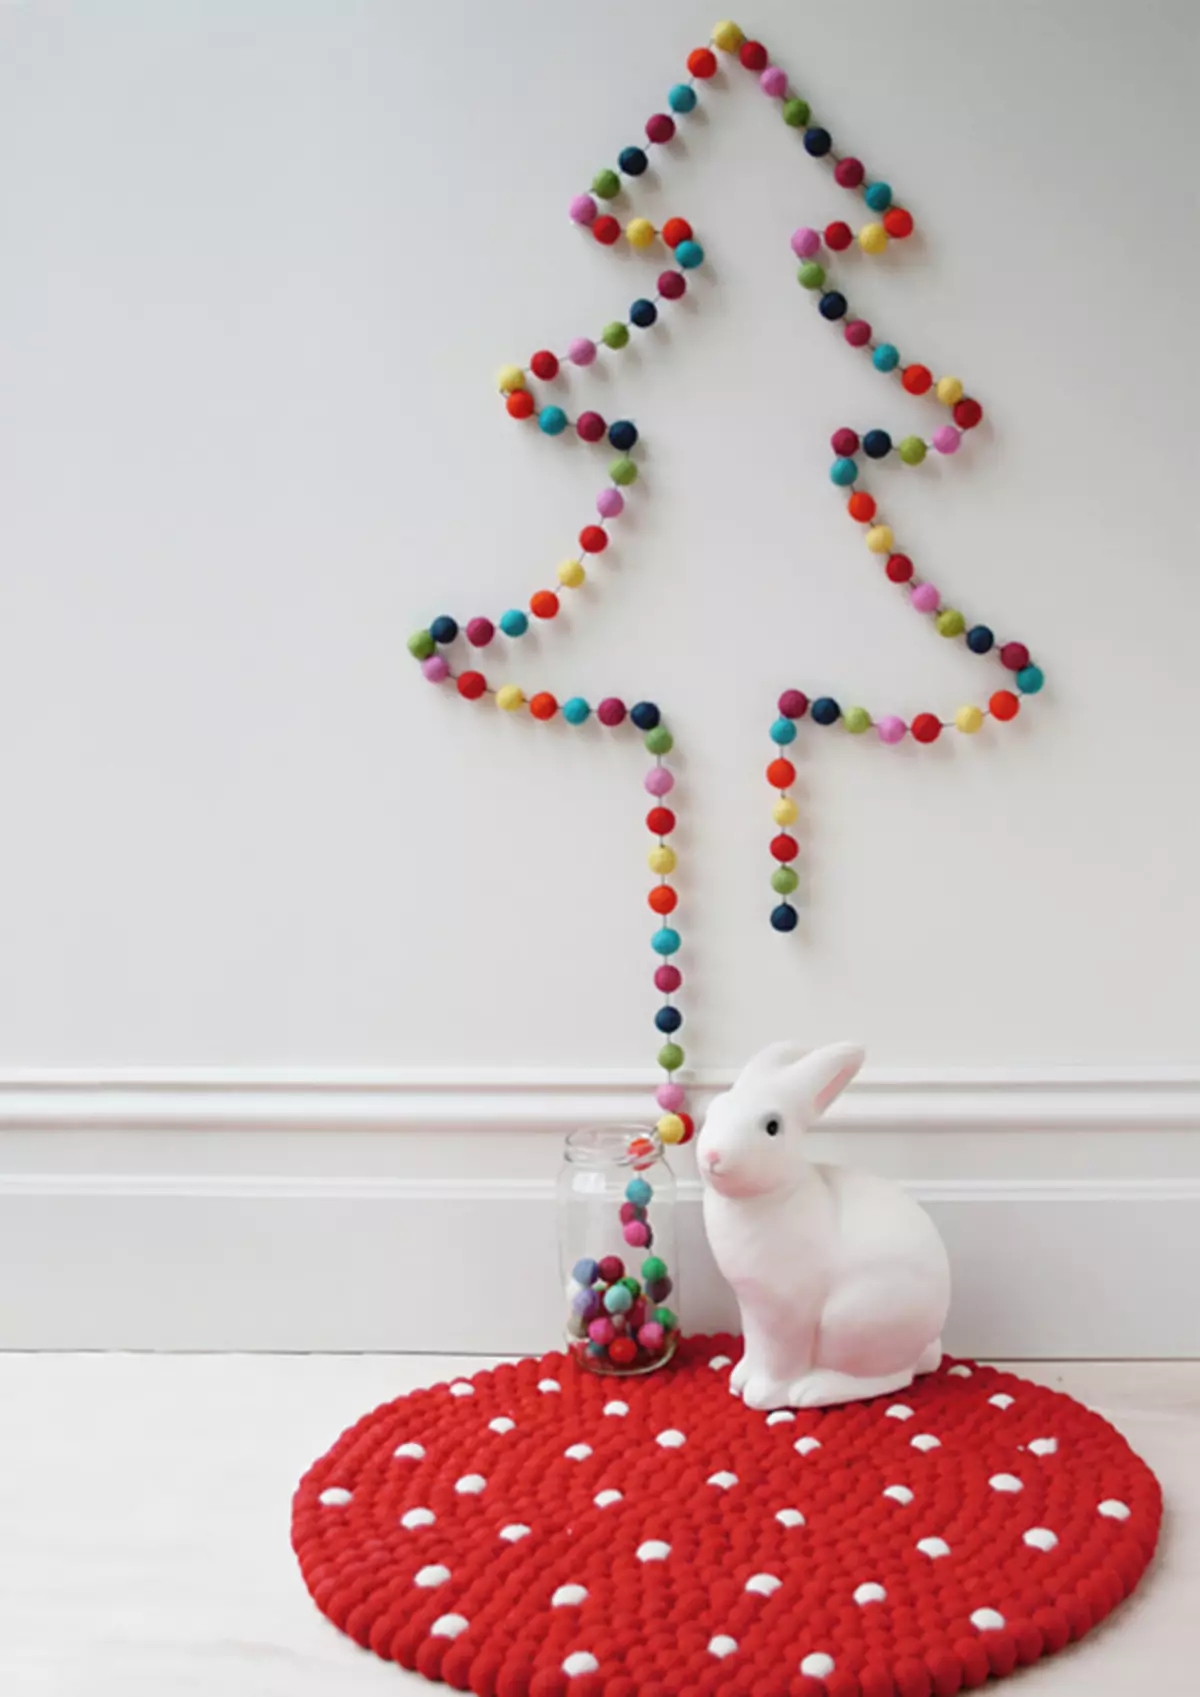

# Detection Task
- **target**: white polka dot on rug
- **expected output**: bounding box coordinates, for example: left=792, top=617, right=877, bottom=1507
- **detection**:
left=989, top=1473, right=1023, bottom=1493
left=854, top=1582, right=887, bottom=1605
left=318, top=1487, right=351, bottom=1506
left=709, top=1355, right=732, bottom=1370
left=637, top=1540, right=671, bottom=1562
left=766, top=1411, right=795, bottom=1425
left=454, top=1473, right=486, bottom=1495
left=989, top=1393, right=1015, bottom=1409
left=393, top=1442, right=425, bottom=1460
left=1099, top=1499, right=1131, bottom=1520
left=971, top=1608, right=1006, bottom=1631
left=1028, top=1436, right=1058, bottom=1456
left=745, top=1572, right=782, bottom=1596
left=414, top=1565, right=450, bottom=1588
left=883, top=1485, right=914, bottom=1505
left=564, top=1443, right=593, bottom=1461
left=794, top=1436, right=821, bottom=1456
left=551, top=1584, right=588, bottom=1607
left=603, top=1401, right=628, bottom=1417
left=431, top=1614, right=468, bottom=1639
left=400, top=1507, right=435, bottom=1530
left=708, top=1635, right=738, bottom=1659
left=707, top=1470, right=738, bottom=1490
left=776, top=1508, right=806, bottom=1528
left=911, top=1433, right=941, bottom=1451
left=593, top=1490, right=622, bottom=1509
left=488, top=1417, right=515, bottom=1435
left=498, top=1523, right=530, bottom=1542
left=537, top=1379, right=561, bottom=1394
left=947, top=1364, right=973, bottom=1377
left=917, top=1537, right=951, bottom=1559
left=885, top=1404, right=914, bottom=1421
left=1024, top=1527, right=1059, bottom=1551
left=800, top=1651, right=835, bottom=1679
left=448, top=1382, right=474, bottom=1398
left=656, top=1429, right=686, bottom=1448
left=562, top=1652, right=599, bottom=1677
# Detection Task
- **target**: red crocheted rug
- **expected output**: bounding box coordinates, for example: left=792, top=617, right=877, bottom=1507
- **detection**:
left=291, top=1335, right=1161, bottom=1697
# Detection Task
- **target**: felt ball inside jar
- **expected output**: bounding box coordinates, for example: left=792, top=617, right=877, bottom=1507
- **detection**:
left=572, top=1257, right=599, bottom=1286
left=609, top=1336, right=638, bottom=1366
left=623, top=1220, right=651, bottom=1249
left=588, top=1317, right=615, bottom=1345
left=604, top=1283, right=634, bottom=1315
left=653, top=1304, right=678, bottom=1331
left=597, top=1255, right=625, bottom=1284
left=646, top=1275, right=673, bottom=1303
left=567, top=1311, right=588, bottom=1339
left=629, top=1297, right=647, bottom=1331
left=638, top=1321, right=666, bottom=1353
left=571, top=1287, right=601, bottom=1322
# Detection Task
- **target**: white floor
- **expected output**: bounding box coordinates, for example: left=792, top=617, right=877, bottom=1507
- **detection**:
left=1, top=1356, right=1196, bottom=1697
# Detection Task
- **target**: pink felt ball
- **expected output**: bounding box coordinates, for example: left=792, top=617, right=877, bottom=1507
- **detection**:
left=568, top=336, right=597, bottom=366
left=597, top=697, right=626, bottom=727
left=644, top=766, right=675, bottom=797
left=760, top=65, right=788, bottom=98
left=834, top=157, right=865, bottom=188
left=638, top=1321, right=666, bottom=1352
left=656, top=1081, right=686, bottom=1111
left=932, top=425, right=962, bottom=455
left=844, top=319, right=872, bottom=348
left=576, top=410, right=606, bottom=442
left=877, top=714, right=907, bottom=744
left=596, top=487, right=624, bottom=518
left=465, top=617, right=494, bottom=647
left=619, top=1201, right=645, bottom=1226
left=912, top=583, right=940, bottom=613
left=421, top=654, right=450, bottom=683
left=658, top=270, right=686, bottom=301
left=645, top=112, right=675, bottom=145
left=569, top=193, right=598, bottom=225
left=790, top=226, right=821, bottom=260
left=588, top=1317, right=615, bottom=1346
left=624, top=1220, right=651, bottom=1248
left=654, top=964, right=682, bottom=994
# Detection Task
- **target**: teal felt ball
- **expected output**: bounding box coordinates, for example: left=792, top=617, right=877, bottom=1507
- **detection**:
left=563, top=697, right=590, bottom=724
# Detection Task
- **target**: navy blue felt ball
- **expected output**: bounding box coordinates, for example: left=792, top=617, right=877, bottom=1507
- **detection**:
left=967, top=625, right=995, bottom=654
left=631, top=701, right=661, bottom=731
left=771, top=903, right=799, bottom=932
left=803, top=127, right=832, bottom=157
left=863, top=429, right=893, bottom=459
left=608, top=419, right=638, bottom=451
left=655, top=1005, right=683, bottom=1033
left=630, top=298, right=658, bottom=328
left=811, top=696, right=841, bottom=725
left=818, top=291, right=847, bottom=320
left=430, top=615, right=458, bottom=644
left=618, top=146, right=648, bottom=176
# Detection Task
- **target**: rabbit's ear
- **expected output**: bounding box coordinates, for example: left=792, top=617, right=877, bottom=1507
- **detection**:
left=784, top=1041, right=866, bottom=1119
left=735, top=1040, right=808, bottom=1090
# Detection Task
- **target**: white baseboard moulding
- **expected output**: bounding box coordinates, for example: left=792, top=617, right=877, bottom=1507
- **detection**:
left=1, top=1067, right=1198, bottom=1355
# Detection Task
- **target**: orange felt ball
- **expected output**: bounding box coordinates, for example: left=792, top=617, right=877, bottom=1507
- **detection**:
left=649, top=885, right=678, bottom=915
left=767, top=758, right=796, bottom=789
left=847, top=492, right=877, bottom=523
left=902, top=363, right=933, bottom=395
left=990, top=689, right=1020, bottom=721
left=506, top=390, right=534, bottom=419
left=687, top=46, right=717, bottom=78
left=662, top=216, right=693, bottom=250
left=529, top=691, right=558, bottom=720
left=530, top=590, right=559, bottom=619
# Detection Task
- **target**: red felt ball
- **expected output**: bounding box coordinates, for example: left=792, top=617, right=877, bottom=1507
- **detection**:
left=767, top=758, right=796, bottom=789
left=778, top=689, right=809, bottom=718
left=676, top=1112, right=694, bottom=1143
left=954, top=397, right=983, bottom=430
left=884, top=207, right=914, bottom=239
left=902, top=363, right=933, bottom=395
left=457, top=671, right=486, bottom=700
left=847, top=492, right=877, bottom=523
left=687, top=46, right=717, bottom=78
left=506, top=390, right=535, bottom=419
left=990, top=689, right=1020, bottom=721
left=834, top=156, right=865, bottom=188
left=1000, top=641, right=1030, bottom=671
left=597, top=1255, right=624, bottom=1283
left=824, top=221, right=853, bottom=251
left=609, top=1335, right=638, bottom=1365
left=530, top=590, right=559, bottom=619
left=530, top=349, right=559, bottom=381
left=579, top=525, right=608, bottom=553
left=529, top=691, right=558, bottom=720
left=770, top=833, right=799, bottom=862
left=645, top=113, right=675, bottom=145
left=576, top=410, right=607, bottom=442
left=662, top=216, right=693, bottom=249
left=649, top=885, right=677, bottom=914
left=831, top=427, right=860, bottom=456
left=886, top=552, right=914, bottom=583
left=646, top=806, right=676, bottom=835
left=593, top=215, right=621, bottom=246
left=739, top=39, right=768, bottom=71
left=658, top=270, right=687, bottom=300
left=911, top=713, right=942, bottom=743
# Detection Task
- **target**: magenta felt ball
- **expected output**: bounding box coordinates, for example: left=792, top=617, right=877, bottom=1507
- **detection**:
left=629, top=1298, right=647, bottom=1331
left=596, top=487, right=624, bottom=518
left=597, top=1255, right=624, bottom=1284
left=597, top=697, right=626, bottom=727
left=845, top=319, right=872, bottom=347
left=645, top=766, right=675, bottom=796
left=465, top=617, right=494, bottom=647
left=932, top=425, right=962, bottom=454
left=778, top=689, right=809, bottom=718
left=658, top=270, right=686, bottom=300
left=656, top=1081, right=686, bottom=1110
left=588, top=1317, right=615, bottom=1346
left=912, top=583, right=940, bottom=613
left=569, top=193, right=598, bottom=225
left=760, top=65, right=788, bottom=98
left=791, top=226, right=821, bottom=259
left=619, top=1201, right=645, bottom=1225
left=646, top=113, right=675, bottom=144
left=877, top=714, right=907, bottom=744
left=421, top=654, right=450, bottom=682
left=831, top=427, right=859, bottom=456
left=834, top=157, right=865, bottom=188
left=623, top=1220, right=651, bottom=1248
left=576, top=410, right=606, bottom=442
left=654, top=964, right=682, bottom=994
left=639, top=1321, right=666, bottom=1352
left=568, top=336, right=597, bottom=366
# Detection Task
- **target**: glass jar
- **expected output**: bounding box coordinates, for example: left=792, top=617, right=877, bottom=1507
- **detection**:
left=558, top=1123, right=679, bottom=1376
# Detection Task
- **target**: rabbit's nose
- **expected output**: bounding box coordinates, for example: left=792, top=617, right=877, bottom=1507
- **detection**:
left=703, top=1149, right=722, bottom=1171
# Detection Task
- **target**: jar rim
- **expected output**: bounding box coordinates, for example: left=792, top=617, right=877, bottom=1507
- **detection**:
left=564, top=1123, right=661, bottom=1167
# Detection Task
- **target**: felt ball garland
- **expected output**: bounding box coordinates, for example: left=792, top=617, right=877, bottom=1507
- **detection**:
left=409, top=22, right=1044, bottom=1112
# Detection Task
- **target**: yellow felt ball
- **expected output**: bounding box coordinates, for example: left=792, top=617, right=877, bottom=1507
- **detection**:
left=773, top=795, right=799, bottom=826
left=955, top=704, right=983, bottom=734
left=859, top=222, right=888, bottom=255
left=712, top=19, right=744, bottom=51
left=496, top=684, right=525, bottom=711
left=936, top=375, right=964, bottom=406
left=865, top=524, right=894, bottom=554
left=496, top=364, right=525, bottom=394
left=626, top=217, right=656, bottom=249
left=649, top=845, right=677, bottom=875
left=658, top=1113, right=686, bottom=1144
left=558, top=558, right=586, bottom=588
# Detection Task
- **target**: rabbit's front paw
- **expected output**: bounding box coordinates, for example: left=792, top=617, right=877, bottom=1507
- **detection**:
left=742, top=1374, right=795, bottom=1412
left=730, top=1353, right=753, bottom=1394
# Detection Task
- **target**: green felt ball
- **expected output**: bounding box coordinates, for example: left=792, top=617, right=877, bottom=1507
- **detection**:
left=797, top=261, right=826, bottom=290
left=407, top=629, right=435, bottom=659
left=782, top=97, right=810, bottom=127
left=644, top=725, right=674, bottom=755
left=592, top=168, right=620, bottom=199
left=653, top=1305, right=678, bottom=1331
left=642, top=1255, right=667, bottom=1283
left=844, top=705, right=872, bottom=733
left=609, top=455, right=638, bottom=484
left=772, top=865, right=799, bottom=895
left=601, top=321, right=630, bottom=350
left=936, top=608, right=966, bottom=638
left=898, top=435, right=927, bottom=465
left=620, top=1275, right=640, bottom=1296
left=657, top=1042, right=684, bottom=1072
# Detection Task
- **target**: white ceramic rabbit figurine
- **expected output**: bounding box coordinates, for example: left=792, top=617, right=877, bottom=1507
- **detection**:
left=698, top=1040, right=951, bottom=1410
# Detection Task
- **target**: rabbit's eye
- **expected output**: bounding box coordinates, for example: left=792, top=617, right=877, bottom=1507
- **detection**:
left=764, top=1117, right=782, bottom=1137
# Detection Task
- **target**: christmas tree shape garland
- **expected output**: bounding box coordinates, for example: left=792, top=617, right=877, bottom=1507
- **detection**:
left=407, top=22, right=1043, bottom=1148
